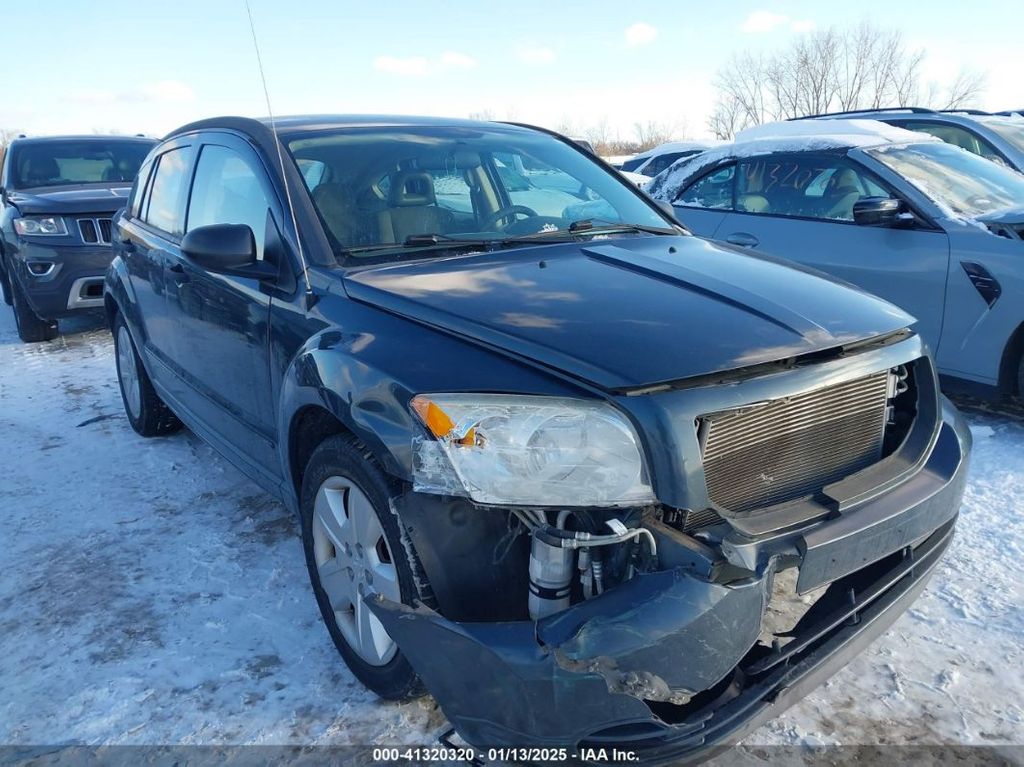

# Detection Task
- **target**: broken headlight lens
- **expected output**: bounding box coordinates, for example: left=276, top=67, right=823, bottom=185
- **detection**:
left=14, top=216, right=68, bottom=236
left=410, top=394, right=655, bottom=507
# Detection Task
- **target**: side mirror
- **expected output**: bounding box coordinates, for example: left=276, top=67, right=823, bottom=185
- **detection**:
left=853, top=197, right=909, bottom=227
left=181, top=224, right=277, bottom=280
left=655, top=200, right=679, bottom=223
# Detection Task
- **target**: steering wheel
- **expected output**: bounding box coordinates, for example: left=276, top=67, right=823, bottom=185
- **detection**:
left=481, top=204, right=538, bottom=230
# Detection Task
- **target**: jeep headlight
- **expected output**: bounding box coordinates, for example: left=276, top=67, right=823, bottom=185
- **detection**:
left=14, top=216, right=68, bottom=236
left=410, top=394, right=655, bottom=507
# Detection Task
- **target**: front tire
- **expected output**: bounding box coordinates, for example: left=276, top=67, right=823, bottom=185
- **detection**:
left=10, top=276, right=57, bottom=343
left=300, top=434, right=424, bottom=701
left=113, top=313, right=182, bottom=437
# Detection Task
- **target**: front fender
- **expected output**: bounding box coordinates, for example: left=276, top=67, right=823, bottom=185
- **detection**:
left=276, top=326, right=423, bottom=486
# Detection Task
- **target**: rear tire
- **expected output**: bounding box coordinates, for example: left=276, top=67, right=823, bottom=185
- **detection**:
left=10, top=276, right=57, bottom=343
left=113, top=313, right=182, bottom=437
left=0, top=258, right=13, bottom=307
left=300, top=434, right=425, bottom=701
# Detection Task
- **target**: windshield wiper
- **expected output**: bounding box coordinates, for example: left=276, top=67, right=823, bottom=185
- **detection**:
left=502, top=219, right=677, bottom=244
left=567, top=218, right=678, bottom=235
left=345, top=234, right=497, bottom=258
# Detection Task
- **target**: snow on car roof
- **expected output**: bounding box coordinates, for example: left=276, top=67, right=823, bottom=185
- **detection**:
left=630, top=140, right=721, bottom=162
left=647, top=119, right=934, bottom=201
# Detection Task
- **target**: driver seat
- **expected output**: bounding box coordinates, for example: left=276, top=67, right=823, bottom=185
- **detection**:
left=377, top=172, right=445, bottom=244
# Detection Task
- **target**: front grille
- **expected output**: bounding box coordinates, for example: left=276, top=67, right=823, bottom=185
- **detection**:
left=77, top=218, right=113, bottom=245
left=698, top=370, right=892, bottom=514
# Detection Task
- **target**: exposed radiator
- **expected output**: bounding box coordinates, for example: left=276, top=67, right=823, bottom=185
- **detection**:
left=698, top=370, right=892, bottom=514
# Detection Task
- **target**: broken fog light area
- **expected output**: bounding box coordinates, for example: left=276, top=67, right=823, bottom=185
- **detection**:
left=758, top=567, right=828, bottom=650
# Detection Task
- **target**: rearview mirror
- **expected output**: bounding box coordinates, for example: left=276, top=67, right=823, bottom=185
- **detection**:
left=853, top=197, right=908, bottom=227
left=181, top=224, right=276, bottom=280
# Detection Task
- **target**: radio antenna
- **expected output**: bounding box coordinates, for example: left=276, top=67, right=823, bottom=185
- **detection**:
left=245, top=0, right=312, bottom=295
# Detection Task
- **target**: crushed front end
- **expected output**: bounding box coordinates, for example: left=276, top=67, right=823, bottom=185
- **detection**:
left=374, top=332, right=970, bottom=763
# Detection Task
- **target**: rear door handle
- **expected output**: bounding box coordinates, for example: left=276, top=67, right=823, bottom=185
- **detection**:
left=725, top=232, right=760, bottom=248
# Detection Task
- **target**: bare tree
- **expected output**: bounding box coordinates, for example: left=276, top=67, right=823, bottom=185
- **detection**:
left=633, top=120, right=679, bottom=150
left=468, top=109, right=496, bottom=122
left=934, top=69, right=987, bottom=110
left=708, top=96, right=745, bottom=141
left=707, top=22, right=986, bottom=138
left=0, top=129, right=23, bottom=171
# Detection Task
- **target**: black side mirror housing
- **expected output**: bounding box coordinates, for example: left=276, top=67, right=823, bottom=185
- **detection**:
left=853, top=197, right=910, bottom=227
left=181, top=224, right=277, bottom=281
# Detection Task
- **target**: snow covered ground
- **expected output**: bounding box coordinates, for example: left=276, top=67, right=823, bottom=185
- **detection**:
left=0, top=306, right=1021, bottom=756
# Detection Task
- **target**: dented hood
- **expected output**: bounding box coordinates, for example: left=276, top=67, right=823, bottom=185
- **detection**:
left=344, top=235, right=913, bottom=391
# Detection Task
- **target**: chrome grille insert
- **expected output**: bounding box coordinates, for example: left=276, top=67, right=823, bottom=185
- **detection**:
left=698, top=371, right=892, bottom=514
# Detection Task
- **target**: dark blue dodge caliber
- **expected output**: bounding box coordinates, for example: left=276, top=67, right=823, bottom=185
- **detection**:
left=105, top=115, right=970, bottom=762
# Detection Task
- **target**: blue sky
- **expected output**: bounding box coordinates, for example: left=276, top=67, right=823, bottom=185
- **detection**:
left=2, top=0, right=1020, bottom=140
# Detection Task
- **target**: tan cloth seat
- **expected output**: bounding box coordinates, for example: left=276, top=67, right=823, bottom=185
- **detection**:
left=377, top=171, right=444, bottom=244
left=824, top=168, right=863, bottom=220
left=737, top=194, right=770, bottom=213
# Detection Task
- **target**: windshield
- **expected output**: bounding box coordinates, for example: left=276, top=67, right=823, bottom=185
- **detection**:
left=867, top=141, right=1024, bottom=217
left=979, top=116, right=1024, bottom=155
left=10, top=139, right=154, bottom=190
left=286, top=126, right=670, bottom=259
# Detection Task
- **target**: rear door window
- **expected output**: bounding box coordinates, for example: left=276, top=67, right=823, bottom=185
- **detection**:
left=143, top=146, right=194, bottom=236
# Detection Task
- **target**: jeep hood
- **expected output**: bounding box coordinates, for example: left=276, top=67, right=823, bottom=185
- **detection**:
left=344, top=235, right=914, bottom=391
left=8, top=184, right=132, bottom=215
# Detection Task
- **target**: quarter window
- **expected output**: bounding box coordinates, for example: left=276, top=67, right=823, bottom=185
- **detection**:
left=187, top=145, right=271, bottom=260
left=734, top=155, right=893, bottom=221
left=676, top=165, right=735, bottom=209
left=144, top=146, right=194, bottom=235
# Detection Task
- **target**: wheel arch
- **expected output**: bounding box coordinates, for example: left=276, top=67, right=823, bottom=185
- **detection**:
left=278, top=343, right=422, bottom=511
left=999, top=320, right=1024, bottom=395
left=287, top=404, right=358, bottom=501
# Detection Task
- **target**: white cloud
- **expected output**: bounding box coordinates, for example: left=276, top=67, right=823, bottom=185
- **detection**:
left=440, top=51, right=477, bottom=69
left=742, top=10, right=814, bottom=34
left=625, top=22, right=658, bottom=47
left=373, top=55, right=430, bottom=76
left=516, top=45, right=555, bottom=65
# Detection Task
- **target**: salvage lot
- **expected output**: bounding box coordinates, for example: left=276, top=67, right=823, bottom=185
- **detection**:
left=0, top=302, right=1022, bottom=753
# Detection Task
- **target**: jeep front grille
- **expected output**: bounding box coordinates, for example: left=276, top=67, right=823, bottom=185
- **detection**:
left=698, top=370, right=892, bottom=514
left=77, top=218, right=113, bottom=245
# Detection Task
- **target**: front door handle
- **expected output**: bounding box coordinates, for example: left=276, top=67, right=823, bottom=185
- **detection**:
left=725, top=232, right=760, bottom=248
left=168, top=262, right=189, bottom=283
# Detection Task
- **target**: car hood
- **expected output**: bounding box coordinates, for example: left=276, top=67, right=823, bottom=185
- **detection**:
left=7, top=184, right=132, bottom=215
left=975, top=206, right=1024, bottom=226
left=344, top=235, right=914, bottom=391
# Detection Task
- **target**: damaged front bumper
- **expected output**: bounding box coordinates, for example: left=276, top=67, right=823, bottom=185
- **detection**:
left=370, top=399, right=970, bottom=764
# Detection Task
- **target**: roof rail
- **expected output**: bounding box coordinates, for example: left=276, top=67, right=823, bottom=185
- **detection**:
left=995, top=109, right=1024, bottom=116
left=789, top=106, right=937, bottom=121
left=938, top=108, right=991, bottom=116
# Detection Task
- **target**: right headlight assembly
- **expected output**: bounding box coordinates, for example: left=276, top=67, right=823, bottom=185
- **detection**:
left=410, top=393, right=655, bottom=507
